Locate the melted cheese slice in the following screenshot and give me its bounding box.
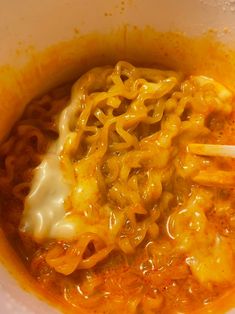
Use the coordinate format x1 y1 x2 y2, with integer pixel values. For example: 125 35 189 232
20 150 112 241
20 152 70 240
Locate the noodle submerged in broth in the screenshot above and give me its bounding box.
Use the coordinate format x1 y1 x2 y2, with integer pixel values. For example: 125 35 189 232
1 61 235 313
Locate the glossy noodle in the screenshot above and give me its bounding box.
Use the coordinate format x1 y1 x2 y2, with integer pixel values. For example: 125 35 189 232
1 61 235 313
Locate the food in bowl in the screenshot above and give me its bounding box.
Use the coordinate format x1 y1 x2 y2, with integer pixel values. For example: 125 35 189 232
0 61 235 313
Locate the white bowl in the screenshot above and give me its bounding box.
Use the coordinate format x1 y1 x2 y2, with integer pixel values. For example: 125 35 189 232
1 1 235 313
